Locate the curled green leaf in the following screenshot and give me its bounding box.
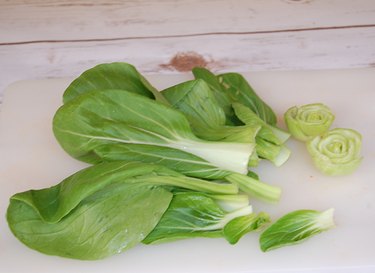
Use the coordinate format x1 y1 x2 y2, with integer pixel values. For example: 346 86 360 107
306 128 362 176
284 103 335 141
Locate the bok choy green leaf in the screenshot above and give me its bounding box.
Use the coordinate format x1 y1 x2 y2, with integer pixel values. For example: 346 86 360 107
192 67 237 124
162 79 227 129
216 72 278 126
63 62 169 104
162 79 261 144
7 162 239 260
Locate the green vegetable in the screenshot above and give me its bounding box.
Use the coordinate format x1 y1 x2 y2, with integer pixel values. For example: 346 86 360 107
233 103 291 166
259 208 335 252
53 88 281 202
254 137 291 167
192 67 237 124
284 103 335 141
9 62 342 260
162 76 290 167
223 212 270 244
143 191 270 245
192 67 278 126
162 79 227 129
62 62 168 104
217 72 278 126
233 103 290 145
162 79 262 145
7 162 239 260
306 128 362 175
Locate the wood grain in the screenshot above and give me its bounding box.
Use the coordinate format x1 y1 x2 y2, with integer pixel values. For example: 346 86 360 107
2 0 375 42
1 0 375 95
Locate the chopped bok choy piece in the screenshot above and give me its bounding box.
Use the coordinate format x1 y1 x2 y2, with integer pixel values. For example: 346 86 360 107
260 208 335 251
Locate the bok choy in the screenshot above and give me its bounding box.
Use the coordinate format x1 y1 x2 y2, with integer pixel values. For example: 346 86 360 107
193 67 277 125
7 62 345 260
143 191 270 245
53 88 281 202
163 70 290 167
7 162 243 260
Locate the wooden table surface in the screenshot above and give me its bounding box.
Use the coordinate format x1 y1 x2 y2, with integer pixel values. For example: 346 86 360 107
1 0 375 95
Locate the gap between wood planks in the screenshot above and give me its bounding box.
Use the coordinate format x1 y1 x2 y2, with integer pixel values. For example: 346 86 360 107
1 24 375 46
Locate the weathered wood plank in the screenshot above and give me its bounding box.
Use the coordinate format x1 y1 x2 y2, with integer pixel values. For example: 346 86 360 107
1 0 375 43
1 26 375 94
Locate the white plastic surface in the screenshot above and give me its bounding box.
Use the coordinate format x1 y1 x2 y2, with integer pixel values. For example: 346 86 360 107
0 69 375 273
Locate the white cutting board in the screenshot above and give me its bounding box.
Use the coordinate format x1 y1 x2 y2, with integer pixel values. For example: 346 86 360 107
0 69 375 273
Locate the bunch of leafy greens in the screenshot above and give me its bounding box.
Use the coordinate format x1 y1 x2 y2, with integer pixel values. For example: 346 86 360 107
7 62 335 260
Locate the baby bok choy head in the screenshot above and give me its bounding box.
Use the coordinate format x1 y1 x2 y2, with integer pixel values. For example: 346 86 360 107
7 162 240 260
53 89 281 202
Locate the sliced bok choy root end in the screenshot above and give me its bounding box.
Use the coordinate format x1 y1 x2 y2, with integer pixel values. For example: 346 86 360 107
306 128 362 176
284 103 335 142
